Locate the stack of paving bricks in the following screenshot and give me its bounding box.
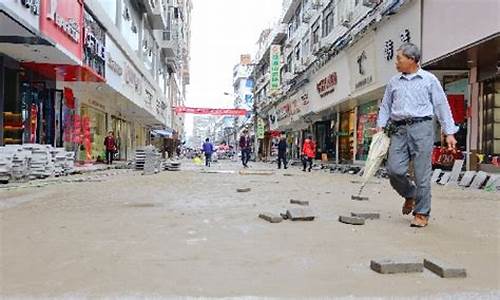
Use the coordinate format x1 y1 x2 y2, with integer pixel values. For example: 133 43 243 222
166 160 181 171
134 148 146 170
64 151 75 175
0 144 76 183
23 144 54 179
0 147 14 182
9 146 31 180
433 159 499 192
142 146 161 175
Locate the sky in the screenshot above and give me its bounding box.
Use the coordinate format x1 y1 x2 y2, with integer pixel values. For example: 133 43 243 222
184 0 283 136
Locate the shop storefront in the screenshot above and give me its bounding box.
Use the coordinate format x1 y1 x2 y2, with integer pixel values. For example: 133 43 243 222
338 110 355 163
112 116 131 160
356 100 378 161
80 104 107 161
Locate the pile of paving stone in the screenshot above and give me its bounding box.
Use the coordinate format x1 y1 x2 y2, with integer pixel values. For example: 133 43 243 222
0 144 76 183
432 159 499 192
135 147 161 171
163 160 181 171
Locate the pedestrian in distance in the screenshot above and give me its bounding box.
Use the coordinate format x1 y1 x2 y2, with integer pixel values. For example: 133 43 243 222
104 131 117 165
277 133 288 169
239 129 252 168
202 138 214 167
301 135 316 172
376 43 458 228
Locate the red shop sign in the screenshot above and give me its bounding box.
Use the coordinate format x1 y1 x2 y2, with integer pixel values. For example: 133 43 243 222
40 0 84 60
316 72 338 98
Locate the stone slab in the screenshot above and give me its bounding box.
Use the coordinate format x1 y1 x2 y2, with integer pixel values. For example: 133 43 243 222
236 188 251 193
239 170 274 176
424 258 466 278
448 160 464 184
431 169 443 183
484 175 500 192
458 171 476 187
438 172 451 185
351 195 369 201
290 199 309 206
470 171 488 189
286 207 315 221
258 213 283 223
351 212 380 220
338 215 365 225
370 258 423 274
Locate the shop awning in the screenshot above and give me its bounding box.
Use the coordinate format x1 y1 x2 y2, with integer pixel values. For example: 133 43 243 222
151 129 173 137
21 62 105 82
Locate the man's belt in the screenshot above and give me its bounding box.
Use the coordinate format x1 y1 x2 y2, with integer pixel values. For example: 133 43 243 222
393 116 432 126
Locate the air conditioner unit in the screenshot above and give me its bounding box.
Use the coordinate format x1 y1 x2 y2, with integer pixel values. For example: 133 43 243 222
311 0 322 9
311 42 320 55
302 11 312 23
341 11 354 28
363 0 381 8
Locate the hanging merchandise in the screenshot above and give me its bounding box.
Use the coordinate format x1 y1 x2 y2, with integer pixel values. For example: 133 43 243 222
29 104 38 143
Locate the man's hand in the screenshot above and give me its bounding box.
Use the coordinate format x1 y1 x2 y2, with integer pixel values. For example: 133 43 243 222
376 127 384 133
446 134 457 150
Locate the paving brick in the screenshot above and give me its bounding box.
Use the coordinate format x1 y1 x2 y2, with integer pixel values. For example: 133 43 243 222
351 212 380 220
239 170 274 176
431 169 443 183
290 199 309 206
458 171 476 187
470 171 488 189
448 160 464 184
351 195 369 201
236 188 251 193
370 258 423 274
424 258 466 278
258 213 283 223
438 172 451 185
338 215 365 225
484 175 500 192
286 207 315 221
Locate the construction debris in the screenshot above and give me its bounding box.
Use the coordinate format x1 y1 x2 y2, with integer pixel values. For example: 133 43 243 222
351 212 380 220
338 215 365 225
370 258 424 274
258 213 283 223
290 199 309 206
286 207 315 221
424 258 466 278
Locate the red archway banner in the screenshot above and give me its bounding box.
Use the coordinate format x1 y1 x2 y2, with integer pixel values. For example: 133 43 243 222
175 107 248 116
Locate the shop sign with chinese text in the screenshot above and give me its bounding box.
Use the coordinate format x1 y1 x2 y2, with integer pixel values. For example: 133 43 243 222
270 45 281 91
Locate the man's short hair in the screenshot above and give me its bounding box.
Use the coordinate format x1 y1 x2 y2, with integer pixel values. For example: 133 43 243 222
205 138 209 142
397 43 421 63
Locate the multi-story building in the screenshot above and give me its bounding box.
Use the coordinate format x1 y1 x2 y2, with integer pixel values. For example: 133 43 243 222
231 54 255 147
252 0 499 172
191 115 215 148
0 0 191 162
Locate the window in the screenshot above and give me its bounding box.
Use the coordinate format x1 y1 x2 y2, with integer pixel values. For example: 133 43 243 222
101 0 117 24
120 0 139 52
312 19 320 45
294 43 301 61
302 36 310 58
286 55 293 73
294 4 302 31
322 1 334 37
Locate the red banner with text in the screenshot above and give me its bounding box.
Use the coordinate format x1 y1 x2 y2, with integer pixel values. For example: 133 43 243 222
175 107 248 116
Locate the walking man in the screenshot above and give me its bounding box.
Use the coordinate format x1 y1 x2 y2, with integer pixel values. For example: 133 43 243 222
104 131 117 165
301 135 316 172
277 133 287 169
239 129 251 168
202 138 214 167
376 43 458 228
